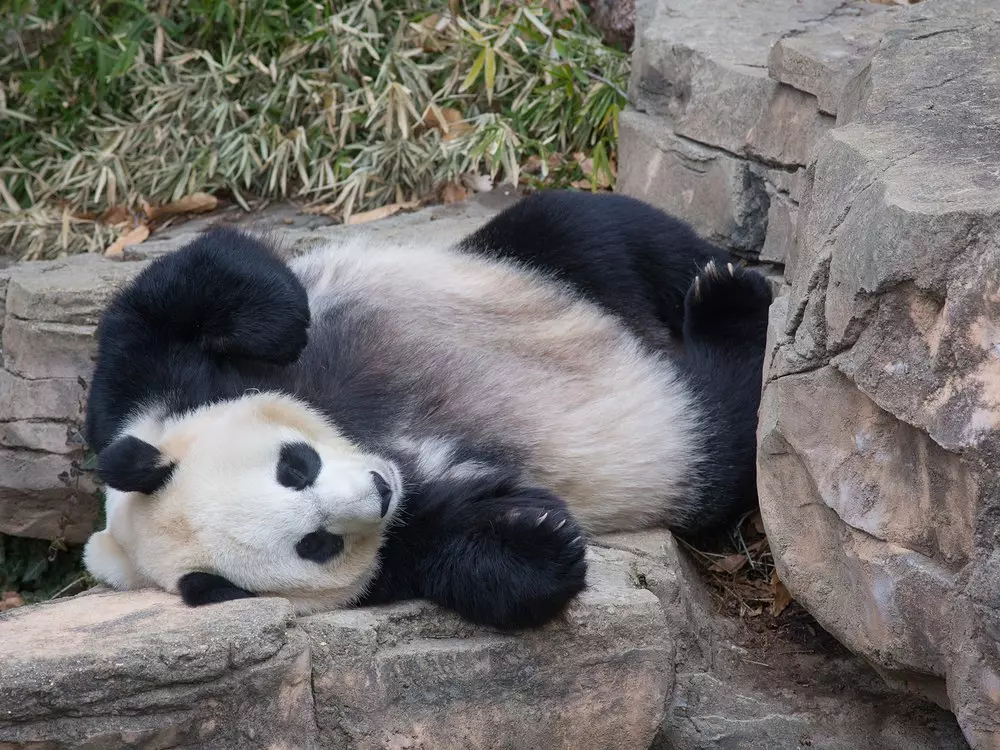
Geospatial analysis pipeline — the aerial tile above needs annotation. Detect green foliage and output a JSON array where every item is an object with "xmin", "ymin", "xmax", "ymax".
[
  {"xmin": 0, "ymin": 534, "xmax": 93, "ymax": 604},
  {"xmin": 0, "ymin": 0, "xmax": 629, "ymax": 258},
  {"xmin": 0, "ymin": 472, "xmax": 102, "ymax": 606}
]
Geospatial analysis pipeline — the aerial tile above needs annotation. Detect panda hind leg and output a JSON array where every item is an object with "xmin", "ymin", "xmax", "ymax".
[{"xmin": 674, "ymin": 261, "xmax": 773, "ymax": 534}]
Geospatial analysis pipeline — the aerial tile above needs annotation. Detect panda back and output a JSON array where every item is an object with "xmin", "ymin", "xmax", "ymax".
[{"xmin": 286, "ymin": 236, "xmax": 706, "ymax": 534}]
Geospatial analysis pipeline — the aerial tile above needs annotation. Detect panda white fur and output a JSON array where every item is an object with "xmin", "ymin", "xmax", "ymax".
[{"xmin": 82, "ymin": 190, "xmax": 772, "ymax": 629}]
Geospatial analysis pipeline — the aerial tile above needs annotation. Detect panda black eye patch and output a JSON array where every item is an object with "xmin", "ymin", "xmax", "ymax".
[
  {"xmin": 277, "ymin": 441, "xmax": 322, "ymax": 490},
  {"xmin": 178, "ymin": 572, "xmax": 255, "ymax": 607},
  {"xmin": 296, "ymin": 529, "xmax": 345, "ymax": 563}
]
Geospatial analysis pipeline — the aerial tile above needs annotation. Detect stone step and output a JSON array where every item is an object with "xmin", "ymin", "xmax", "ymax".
[
  {"xmin": 0, "ymin": 529, "xmax": 967, "ymax": 749},
  {"xmin": 0, "ymin": 545, "xmax": 671, "ymax": 750}
]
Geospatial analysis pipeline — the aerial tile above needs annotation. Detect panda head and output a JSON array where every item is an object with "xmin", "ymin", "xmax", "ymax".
[{"xmin": 83, "ymin": 392, "xmax": 403, "ymax": 614}]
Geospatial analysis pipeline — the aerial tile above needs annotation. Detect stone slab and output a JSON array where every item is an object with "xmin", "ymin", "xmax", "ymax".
[
  {"xmin": 767, "ymin": 12, "xmax": 899, "ymax": 116},
  {"xmin": 617, "ymin": 108, "xmax": 770, "ymax": 257},
  {"xmin": 0, "ymin": 545, "xmax": 671, "ymax": 750},
  {"xmin": 758, "ymin": 10, "xmax": 1000, "ymax": 748},
  {"xmin": 0, "ymin": 447, "xmax": 93, "ymax": 495},
  {"xmin": 0, "ymin": 421, "xmax": 75, "ymax": 454},
  {"xmin": 0, "ymin": 370, "xmax": 85, "ymax": 422},
  {"xmin": 4, "ymin": 254, "xmax": 146, "ymax": 325},
  {"xmin": 122, "ymin": 193, "xmax": 514, "ymax": 261},
  {"xmin": 628, "ymin": 0, "xmax": 863, "ymax": 168},
  {"xmin": 1, "ymin": 318, "xmax": 96, "ymax": 380},
  {"xmin": 304, "ymin": 547, "xmax": 670, "ymax": 750},
  {"xmin": 0, "ymin": 591, "xmax": 317, "ymax": 749},
  {"xmin": 0, "ymin": 448, "xmax": 98, "ymax": 542}
]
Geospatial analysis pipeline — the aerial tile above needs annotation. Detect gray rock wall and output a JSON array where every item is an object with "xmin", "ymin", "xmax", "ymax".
[
  {"xmin": 759, "ymin": 9, "xmax": 1000, "ymax": 747},
  {"xmin": 617, "ymin": 0, "xmax": 1000, "ymax": 747},
  {"xmin": 0, "ymin": 255, "xmax": 142, "ymax": 542},
  {"xmin": 618, "ymin": 0, "xmax": 897, "ymax": 266}
]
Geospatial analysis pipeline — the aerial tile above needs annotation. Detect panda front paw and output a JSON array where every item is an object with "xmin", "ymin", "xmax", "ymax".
[
  {"xmin": 684, "ymin": 259, "xmax": 773, "ymax": 346},
  {"xmin": 479, "ymin": 498, "xmax": 589, "ymax": 628},
  {"xmin": 500, "ymin": 504, "xmax": 588, "ymax": 570},
  {"xmin": 122, "ymin": 226, "xmax": 311, "ymax": 366},
  {"xmin": 421, "ymin": 488, "xmax": 589, "ymax": 631}
]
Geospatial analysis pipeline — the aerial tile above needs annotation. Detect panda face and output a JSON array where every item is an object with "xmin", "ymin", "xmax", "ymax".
[{"xmin": 84, "ymin": 392, "xmax": 403, "ymax": 613}]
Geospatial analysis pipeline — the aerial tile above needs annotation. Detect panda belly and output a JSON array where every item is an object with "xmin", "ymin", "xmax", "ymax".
[{"xmin": 288, "ymin": 238, "xmax": 706, "ymax": 534}]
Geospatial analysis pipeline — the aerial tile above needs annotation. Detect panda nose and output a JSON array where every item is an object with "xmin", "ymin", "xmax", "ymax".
[{"xmin": 371, "ymin": 471, "xmax": 393, "ymax": 517}]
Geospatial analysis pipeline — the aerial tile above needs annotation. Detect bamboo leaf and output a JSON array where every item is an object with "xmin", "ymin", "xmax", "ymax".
[
  {"xmin": 0, "ymin": 0, "xmax": 629, "ymax": 261},
  {"xmin": 521, "ymin": 9, "xmax": 552, "ymax": 38},
  {"xmin": 455, "ymin": 15, "xmax": 484, "ymax": 42},
  {"xmin": 484, "ymin": 45, "xmax": 497, "ymax": 103},
  {"xmin": 460, "ymin": 47, "xmax": 487, "ymax": 93}
]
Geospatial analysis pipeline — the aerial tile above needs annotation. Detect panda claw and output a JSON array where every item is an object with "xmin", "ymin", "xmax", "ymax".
[
  {"xmin": 536, "ymin": 512, "xmax": 548, "ymax": 526},
  {"xmin": 555, "ymin": 519, "xmax": 567, "ymax": 531},
  {"xmin": 727, "ymin": 262, "xmax": 735, "ymax": 276}
]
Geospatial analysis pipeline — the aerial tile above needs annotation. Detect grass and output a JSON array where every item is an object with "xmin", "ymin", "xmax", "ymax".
[
  {"xmin": 0, "ymin": 533, "xmax": 94, "ymax": 605},
  {"xmin": 0, "ymin": 0, "xmax": 628, "ymax": 260}
]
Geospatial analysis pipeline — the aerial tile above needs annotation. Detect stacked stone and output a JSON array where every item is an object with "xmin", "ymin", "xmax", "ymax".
[
  {"xmin": 619, "ymin": 0, "xmax": 897, "ymax": 277},
  {"xmin": 0, "ymin": 255, "xmax": 139, "ymax": 543},
  {"xmin": 618, "ymin": 0, "xmax": 1000, "ymax": 745}
]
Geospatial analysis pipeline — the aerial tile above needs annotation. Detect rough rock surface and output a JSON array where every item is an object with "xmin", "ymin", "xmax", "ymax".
[
  {"xmin": 596, "ymin": 531, "xmax": 966, "ymax": 750},
  {"xmin": 587, "ymin": 0, "xmax": 636, "ymax": 48},
  {"xmin": 755, "ymin": 4, "xmax": 1000, "ymax": 748},
  {"xmin": 619, "ymin": 0, "xmax": 900, "ymax": 265},
  {"xmin": 303, "ymin": 547, "xmax": 670, "ymax": 750},
  {"xmin": 0, "ymin": 544, "xmax": 671, "ymax": 750},
  {"xmin": 0, "ymin": 196, "xmax": 511, "ymax": 545},
  {"xmin": 0, "ymin": 531, "xmax": 966, "ymax": 750},
  {"xmin": 617, "ymin": 0, "xmax": 998, "ymax": 744},
  {"xmin": 617, "ymin": 109, "xmax": 781, "ymax": 260},
  {"xmin": 0, "ymin": 590, "xmax": 317, "ymax": 749}
]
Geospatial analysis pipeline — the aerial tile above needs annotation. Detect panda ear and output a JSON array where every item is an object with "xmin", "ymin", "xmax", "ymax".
[{"xmin": 96, "ymin": 435, "xmax": 176, "ymax": 495}]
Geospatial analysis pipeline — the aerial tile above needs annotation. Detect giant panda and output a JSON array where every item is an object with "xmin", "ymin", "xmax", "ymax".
[{"xmin": 81, "ymin": 190, "xmax": 772, "ymax": 630}]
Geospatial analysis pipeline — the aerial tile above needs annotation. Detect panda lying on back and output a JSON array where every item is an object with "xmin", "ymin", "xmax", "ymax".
[{"xmin": 82, "ymin": 190, "xmax": 772, "ymax": 630}]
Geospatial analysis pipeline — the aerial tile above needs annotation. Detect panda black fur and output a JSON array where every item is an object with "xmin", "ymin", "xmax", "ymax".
[{"xmin": 82, "ymin": 190, "xmax": 772, "ymax": 630}]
